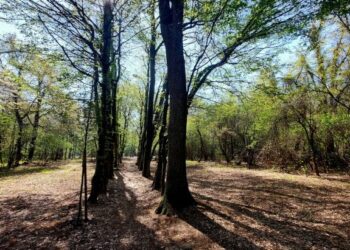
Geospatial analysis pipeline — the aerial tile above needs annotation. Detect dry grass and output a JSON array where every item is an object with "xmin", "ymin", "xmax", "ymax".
[{"xmin": 0, "ymin": 159, "xmax": 349, "ymax": 249}]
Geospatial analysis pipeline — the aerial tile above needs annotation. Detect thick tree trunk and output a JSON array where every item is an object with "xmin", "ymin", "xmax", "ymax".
[
  {"xmin": 89, "ymin": 0, "xmax": 114, "ymax": 203},
  {"xmin": 156, "ymin": 0, "xmax": 195, "ymax": 215}
]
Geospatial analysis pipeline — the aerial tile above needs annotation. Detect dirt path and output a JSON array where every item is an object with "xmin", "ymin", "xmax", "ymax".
[{"xmin": 0, "ymin": 159, "xmax": 349, "ymax": 249}]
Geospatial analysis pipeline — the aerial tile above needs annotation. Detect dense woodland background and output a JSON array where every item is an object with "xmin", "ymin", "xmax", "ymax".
[
  {"xmin": 1, "ymin": 1, "xmax": 349, "ymax": 175},
  {"xmin": 0, "ymin": 0, "xmax": 350, "ymax": 248}
]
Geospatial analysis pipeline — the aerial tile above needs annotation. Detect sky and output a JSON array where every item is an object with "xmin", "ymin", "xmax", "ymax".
[{"xmin": 0, "ymin": 17, "xmax": 305, "ymax": 102}]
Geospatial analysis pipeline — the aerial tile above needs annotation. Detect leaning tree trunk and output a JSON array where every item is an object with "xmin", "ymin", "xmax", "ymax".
[
  {"xmin": 156, "ymin": 0, "xmax": 195, "ymax": 215},
  {"xmin": 89, "ymin": 0, "xmax": 114, "ymax": 203}
]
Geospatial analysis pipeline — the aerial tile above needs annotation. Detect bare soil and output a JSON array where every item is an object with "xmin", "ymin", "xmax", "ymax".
[{"xmin": 0, "ymin": 158, "xmax": 349, "ymax": 249}]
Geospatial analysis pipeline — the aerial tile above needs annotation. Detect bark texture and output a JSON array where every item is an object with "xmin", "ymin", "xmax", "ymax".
[
  {"xmin": 156, "ymin": 0, "xmax": 195, "ymax": 215},
  {"xmin": 89, "ymin": 0, "xmax": 114, "ymax": 203}
]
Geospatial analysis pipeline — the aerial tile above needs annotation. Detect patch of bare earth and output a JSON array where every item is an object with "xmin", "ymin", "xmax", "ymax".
[{"xmin": 0, "ymin": 159, "xmax": 349, "ymax": 249}]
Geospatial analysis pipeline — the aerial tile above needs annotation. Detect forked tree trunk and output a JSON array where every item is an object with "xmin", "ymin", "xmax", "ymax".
[{"xmin": 156, "ymin": 0, "xmax": 195, "ymax": 215}]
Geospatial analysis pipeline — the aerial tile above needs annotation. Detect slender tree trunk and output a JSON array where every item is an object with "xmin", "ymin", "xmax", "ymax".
[
  {"xmin": 13, "ymin": 87, "xmax": 24, "ymax": 167},
  {"xmin": 218, "ymin": 136, "xmax": 231, "ymax": 163},
  {"xmin": 78, "ymin": 86, "xmax": 93, "ymax": 222},
  {"xmin": 111, "ymin": 18, "xmax": 122, "ymax": 170},
  {"xmin": 28, "ymin": 80, "xmax": 45, "ymax": 162},
  {"xmin": 14, "ymin": 121, "xmax": 23, "ymax": 167},
  {"xmin": 0, "ymin": 133, "xmax": 3, "ymax": 165},
  {"xmin": 119, "ymin": 111, "xmax": 130, "ymax": 160},
  {"xmin": 153, "ymin": 82, "xmax": 169, "ymax": 191},
  {"xmin": 197, "ymin": 127, "xmax": 207, "ymax": 161},
  {"xmin": 137, "ymin": 62, "xmax": 150, "ymax": 170},
  {"xmin": 7, "ymin": 124, "xmax": 17, "ymax": 168},
  {"xmin": 156, "ymin": 0, "xmax": 195, "ymax": 215},
  {"xmin": 142, "ymin": 0, "xmax": 157, "ymax": 178},
  {"xmin": 309, "ymin": 132, "xmax": 321, "ymax": 176}
]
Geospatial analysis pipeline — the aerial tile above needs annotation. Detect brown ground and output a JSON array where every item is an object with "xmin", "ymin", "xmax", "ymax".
[{"xmin": 0, "ymin": 158, "xmax": 349, "ymax": 249}]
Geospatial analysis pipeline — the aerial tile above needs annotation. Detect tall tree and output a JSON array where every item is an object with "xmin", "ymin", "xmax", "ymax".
[
  {"xmin": 89, "ymin": 0, "xmax": 115, "ymax": 202},
  {"xmin": 141, "ymin": 0, "xmax": 158, "ymax": 178},
  {"xmin": 156, "ymin": 0, "xmax": 195, "ymax": 215}
]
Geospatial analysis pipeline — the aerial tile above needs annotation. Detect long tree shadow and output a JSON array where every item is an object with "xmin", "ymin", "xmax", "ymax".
[
  {"xmin": 190, "ymin": 174, "xmax": 350, "ymax": 207},
  {"xmin": 0, "ymin": 169, "xmax": 160, "ymax": 249},
  {"xmin": 84, "ymin": 170, "xmax": 160, "ymax": 249},
  {"xmin": 190, "ymin": 170, "xmax": 350, "ymax": 249},
  {"xmin": 180, "ymin": 205, "xmax": 261, "ymax": 249},
  {"xmin": 0, "ymin": 195, "xmax": 78, "ymax": 249},
  {"xmin": 197, "ymin": 192, "xmax": 349, "ymax": 248}
]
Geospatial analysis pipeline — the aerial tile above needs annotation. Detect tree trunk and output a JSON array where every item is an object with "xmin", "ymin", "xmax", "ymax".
[
  {"xmin": 137, "ymin": 61, "xmax": 150, "ymax": 170},
  {"xmin": 197, "ymin": 127, "xmax": 208, "ymax": 161},
  {"xmin": 0, "ymin": 133, "xmax": 3, "ymax": 165},
  {"xmin": 111, "ymin": 18, "xmax": 122, "ymax": 171},
  {"xmin": 142, "ymin": 0, "xmax": 157, "ymax": 178},
  {"xmin": 309, "ymin": 132, "xmax": 321, "ymax": 176},
  {"xmin": 28, "ymin": 80, "xmax": 45, "ymax": 162},
  {"xmin": 89, "ymin": 0, "xmax": 114, "ymax": 203},
  {"xmin": 14, "ymin": 121, "xmax": 23, "ymax": 167},
  {"xmin": 119, "ymin": 110, "xmax": 129, "ymax": 161},
  {"xmin": 156, "ymin": 0, "xmax": 195, "ymax": 215},
  {"xmin": 153, "ymin": 82, "xmax": 169, "ymax": 191},
  {"xmin": 13, "ymin": 87, "xmax": 24, "ymax": 167}
]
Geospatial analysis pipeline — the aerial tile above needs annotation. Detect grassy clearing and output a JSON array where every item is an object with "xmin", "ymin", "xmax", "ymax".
[
  {"xmin": 0, "ymin": 165, "xmax": 60, "ymax": 179},
  {"xmin": 187, "ymin": 160, "xmax": 350, "ymax": 189}
]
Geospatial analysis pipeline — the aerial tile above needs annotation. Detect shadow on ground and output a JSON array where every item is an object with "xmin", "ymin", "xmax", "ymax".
[
  {"xmin": 1, "ymin": 159, "xmax": 349, "ymax": 249},
  {"xmin": 187, "ymin": 168, "xmax": 350, "ymax": 249}
]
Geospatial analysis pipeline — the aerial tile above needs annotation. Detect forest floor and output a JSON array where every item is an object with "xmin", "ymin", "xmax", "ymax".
[{"xmin": 0, "ymin": 158, "xmax": 349, "ymax": 249}]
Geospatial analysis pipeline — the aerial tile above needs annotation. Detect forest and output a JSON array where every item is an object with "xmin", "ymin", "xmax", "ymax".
[{"xmin": 0, "ymin": 0, "xmax": 349, "ymax": 249}]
